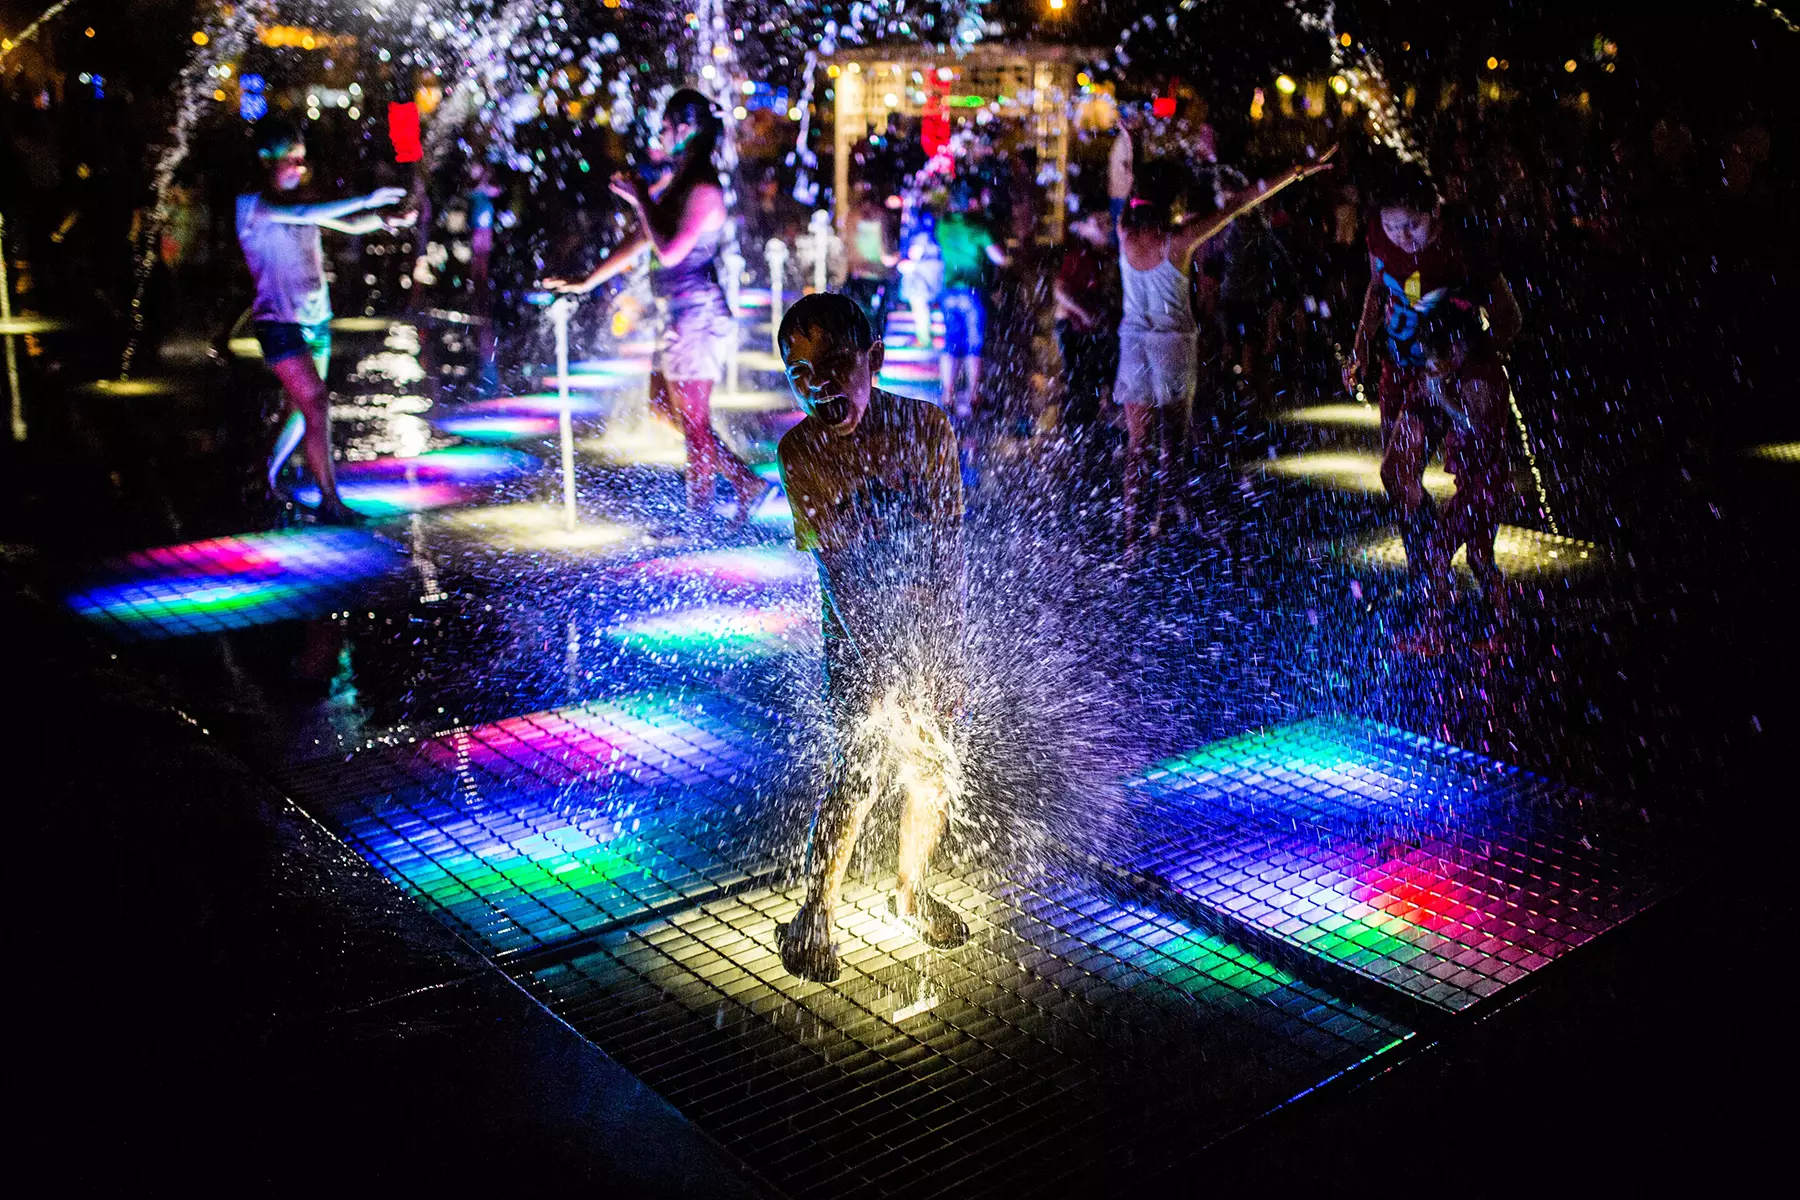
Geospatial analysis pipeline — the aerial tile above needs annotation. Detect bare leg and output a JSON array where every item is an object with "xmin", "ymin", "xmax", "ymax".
[
  {"xmin": 669, "ymin": 379, "xmax": 722, "ymax": 513},
  {"xmin": 1156, "ymin": 398, "xmax": 1194, "ymax": 534},
  {"xmin": 1122, "ymin": 402, "xmax": 1156, "ymax": 560},
  {"xmin": 939, "ymin": 353, "xmax": 957, "ymax": 412},
  {"xmin": 646, "ymin": 371, "xmax": 679, "ymax": 427},
  {"xmin": 268, "ymin": 353, "xmax": 350, "ymax": 515},
  {"xmin": 268, "ymin": 408, "xmax": 306, "ymax": 491},
  {"xmin": 1380, "ymin": 409, "xmax": 1450, "ymax": 628},
  {"xmin": 781, "ymin": 760, "xmax": 883, "ymax": 982},
  {"xmin": 962, "ymin": 355, "xmax": 982, "ymax": 418},
  {"xmin": 894, "ymin": 765, "xmax": 966, "ymax": 947}
]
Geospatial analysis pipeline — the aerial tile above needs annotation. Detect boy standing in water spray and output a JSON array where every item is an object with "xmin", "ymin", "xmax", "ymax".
[
  {"xmin": 774, "ymin": 293, "xmax": 969, "ymax": 983},
  {"xmin": 1345, "ymin": 163, "xmax": 1522, "ymax": 646},
  {"xmin": 238, "ymin": 119, "xmax": 409, "ymax": 523}
]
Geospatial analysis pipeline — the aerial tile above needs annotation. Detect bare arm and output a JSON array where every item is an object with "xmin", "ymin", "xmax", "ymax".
[
  {"xmin": 1344, "ymin": 271, "xmax": 1384, "ymax": 396},
  {"xmin": 266, "ymin": 186, "xmax": 407, "ymax": 226},
  {"xmin": 1171, "ymin": 147, "xmax": 1338, "ymax": 260},
  {"xmin": 317, "ymin": 213, "xmax": 386, "ymax": 235},
  {"xmin": 1053, "ymin": 280, "xmax": 1094, "ymax": 326},
  {"xmin": 618, "ymin": 174, "xmax": 725, "ymax": 267},
  {"xmin": 544, "ymin": 228, "xmax": 651, "ymax": 293}
]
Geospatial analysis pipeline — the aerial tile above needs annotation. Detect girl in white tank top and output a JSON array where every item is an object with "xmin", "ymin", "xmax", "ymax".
[{"xmin": 1111, "ymin": 149, "xmax": 1338, "ymax": 560}]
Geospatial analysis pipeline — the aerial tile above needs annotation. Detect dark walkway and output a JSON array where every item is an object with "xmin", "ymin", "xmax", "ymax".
[{"xmin": 8, "ymin": 572, "xmax": 765, "ymax": 1194}]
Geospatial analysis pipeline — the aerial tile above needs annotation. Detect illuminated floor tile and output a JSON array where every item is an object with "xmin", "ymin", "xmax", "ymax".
[
  {"xmin": 607, "ymin": 601, "xmax": 819, "ymax": 661},
  {"xmin": 296, "ymin": 446, "xmax": 542, "ymax": 516},
  {"xmin": 1276, "ymin": 402, "xmax": 1383, "ymax": 430},
  {"xmin": 1747, "ymin": 440, "xmax": 1798, "ymax": 463},
  {"xmin": 607, "ymin": 543, "xmax": 816, "ymax": 591},
  {"xmin": 1256, "ymin": 450, "xmax": 1453, "ymax": 498},
  {"xmin": 1351, "ymin": 524, "xmax": 1606, "ymax": 577},
  {"xmin": 1128, "ymin": 717, "xmax": 1678, "ymax": 1013},
  {"xmin": 66, "ymin": 527, "xmax": 401, "ymax": 641},
  {"xmin": 442, "ymin": 503, "xmax": 640, "ymax": 554},
  {"xmin": 278, "ymin": 691, "xmax": 778, "ymax": 956}
]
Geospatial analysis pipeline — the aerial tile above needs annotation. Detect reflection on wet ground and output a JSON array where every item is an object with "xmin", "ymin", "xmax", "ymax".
[{"xmin": 35, "ymin": 309, "xmax": 1757, "ymax": 1193}]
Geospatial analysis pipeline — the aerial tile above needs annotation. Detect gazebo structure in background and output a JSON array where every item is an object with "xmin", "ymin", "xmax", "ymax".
[{"xmin": 823, "ymin": 43, "xmax": 1096, "ymax": 247}]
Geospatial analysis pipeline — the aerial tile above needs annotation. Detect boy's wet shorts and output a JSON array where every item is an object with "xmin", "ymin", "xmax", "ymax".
[
  {"xmin": 941, "ymin": 287, "xmax": 986, "ymax": 358},
  {"xmin": 255, "ymin": 320, "xmax": 332, "ymax": 368}
]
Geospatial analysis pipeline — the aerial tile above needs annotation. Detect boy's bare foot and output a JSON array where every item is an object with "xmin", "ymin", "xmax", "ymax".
[
  {"xmin": 891, "ymin": 890, "xmax": 969, "ymax": 950},
  {"xmin": 315, "ymin": 497, "xmax": 366, "ymax": 526},
  {"xmin": 778, "ymin": 901, "xmax": 840, "ymax": 982}
]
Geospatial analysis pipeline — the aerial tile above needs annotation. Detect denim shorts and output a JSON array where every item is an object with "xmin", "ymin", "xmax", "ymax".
[
  {"xmin": 254, "ymin": 320, "xmax": 332, "ymax": 370},
  {"xmin": 941, "ymin": 287, "xmax": 986, "ymax": 359}
]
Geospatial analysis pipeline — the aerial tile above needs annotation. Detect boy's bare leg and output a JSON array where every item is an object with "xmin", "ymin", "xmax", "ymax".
[
  {"xmin": 268, "ymin": 353, "xmax": 352, "ymax": 515},
  {"xmin": 781, "ymin": 767, "xmax": 882, "ymax": 982},
  {"xmin": 894, "ymin": 772, "xmax": 967, "ymax": 948}
]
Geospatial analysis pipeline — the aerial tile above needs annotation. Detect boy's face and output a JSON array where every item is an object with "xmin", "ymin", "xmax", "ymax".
[
  {"xmin": 267, "ymin": 142, "xmax": 307, "ymax": 192},
  {"xmin": 784, "ymin": 325, "xmax": 884, "ymax": 436},
  {"xmin": 1379, "ymin": 203, "xmax": 1438, "ymax": 254}
]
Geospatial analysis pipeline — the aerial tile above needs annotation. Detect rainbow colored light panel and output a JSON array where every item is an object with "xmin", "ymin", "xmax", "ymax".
[
  {"xmin": 1129, "ymin": 718, "xmax": 1666, "ymax": 1013},
  {"xmin": 66, "ymin": 528, "xmax": 400, "ymax": 641},
  {"xmin": 282, "ymin": 691, "xmax": 776, "ymax": 956}
]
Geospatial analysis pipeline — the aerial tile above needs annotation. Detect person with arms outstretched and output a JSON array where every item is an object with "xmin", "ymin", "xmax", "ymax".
[
  {"xmin": 238, "ymin": 119, "xmax": 409, "ymax": 524},
  {"xmin": 1115, "ymin": 147, "xmax": 1335, "ymax": 557},
  {"xmin": 773, "ymin": 293, "xmax": 968, "ymax": 983}
]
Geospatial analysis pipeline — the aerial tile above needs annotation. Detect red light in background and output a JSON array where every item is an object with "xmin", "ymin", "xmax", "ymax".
[
  {"xmin": 1151, "ymin": 96, "xmax": 1177, "ymax": 118},
  {"xmin": 388, "ymin": 102, "xmax": 422, "ymax": 163}
]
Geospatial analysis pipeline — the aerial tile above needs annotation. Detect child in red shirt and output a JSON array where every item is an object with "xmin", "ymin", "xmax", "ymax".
[{"xmin": 1346, "ymin": 164, "xmax": 1522, "ymax": 639}]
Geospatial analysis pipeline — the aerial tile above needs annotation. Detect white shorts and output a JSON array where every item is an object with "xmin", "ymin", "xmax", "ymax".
[{"xmin": 1115, "ymin": 329, "xmax": 1197, "ymax": 408}]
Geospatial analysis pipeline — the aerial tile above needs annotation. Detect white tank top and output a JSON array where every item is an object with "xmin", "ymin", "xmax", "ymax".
[{"xmin": 1119, "ymin": 237, "xmax": 1196, "ymax": 336}]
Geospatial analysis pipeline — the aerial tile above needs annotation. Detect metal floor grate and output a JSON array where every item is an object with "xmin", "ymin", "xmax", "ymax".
[
  {"xmin": 278, "ymin": 691, "xmax": 779, "ymax": 957},
  {"xmin": 528, "ymin": 871, "xmax": 1410, "ymax": 1197},
  {"xmin": 1128, "ymin": 718, "xmax": 1671, "ymax": 1012},
  {"xmin": 281, "ymin": 708, "xmax": 1685, "ymax": 1193}
]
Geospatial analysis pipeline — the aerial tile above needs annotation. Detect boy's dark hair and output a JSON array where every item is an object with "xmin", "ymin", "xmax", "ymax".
[
  {"xmin": 778, "ymin": 292, "xmax": 875, "ymax": 360},
  {"xmin": 253, "ymin": 118, "xmax": 304, "ymax": 162},
  {"xmin": 1371, "ymin": 160, "xmax": 1439, "ymax": 214}
]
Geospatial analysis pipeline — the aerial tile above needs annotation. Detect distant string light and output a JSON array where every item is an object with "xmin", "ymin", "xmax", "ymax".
[
  {"xmin": 0, "ymin": 0, "xmax": 86, "ymax": 64},
  {"xmin": 1747, "ymin": 1, "xmax": 1799, "ymax": 33}
]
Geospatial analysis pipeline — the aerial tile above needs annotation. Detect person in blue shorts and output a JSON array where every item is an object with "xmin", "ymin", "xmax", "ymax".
[
  {"xmin": 933, "ymin": 185, "xmax": 1009, "ymax": 423},
  {"xmin": 237, "ymin": 119, "xmax": 409, "ymax": 523}
]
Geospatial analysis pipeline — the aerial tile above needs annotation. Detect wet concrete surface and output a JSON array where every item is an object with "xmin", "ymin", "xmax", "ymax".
[{"xmin": 8, "ymin": 575, "xmax": 767, "ymax": 1194}]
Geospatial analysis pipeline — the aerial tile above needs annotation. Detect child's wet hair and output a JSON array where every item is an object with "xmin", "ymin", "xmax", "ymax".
[
  {"xmin": 778, "ymin": 292, "xmax": 875, "ymax": 361},
  {"xmin": 253, "ymin": 118, "xmax": 304, "ymax": 162}
]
